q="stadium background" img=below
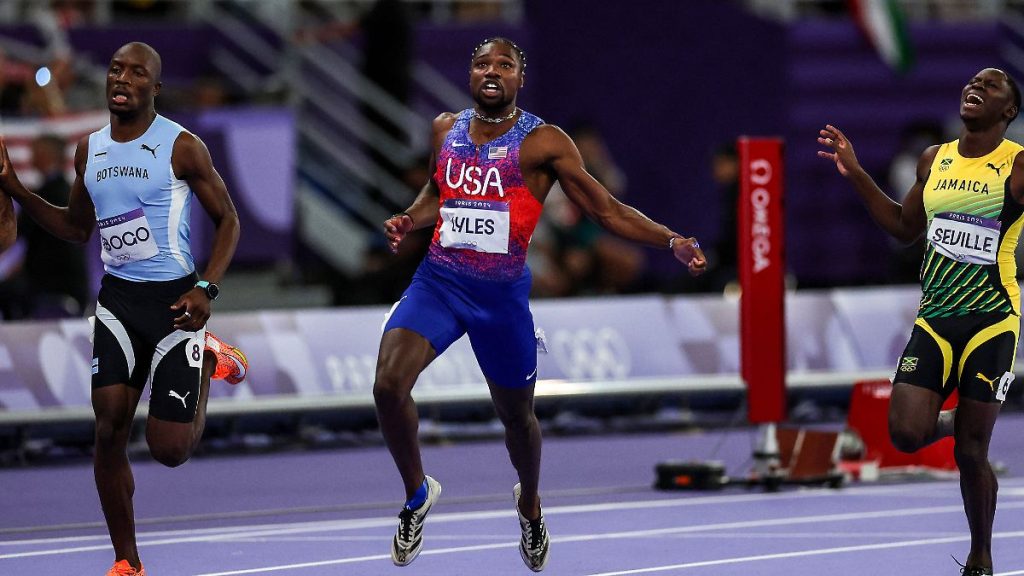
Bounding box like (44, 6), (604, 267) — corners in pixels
(0, 0), (1019, 459)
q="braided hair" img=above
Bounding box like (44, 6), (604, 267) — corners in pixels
(472, 37), (526, 71)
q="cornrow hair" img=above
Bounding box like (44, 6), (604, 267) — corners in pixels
(472, 37), (526, 70)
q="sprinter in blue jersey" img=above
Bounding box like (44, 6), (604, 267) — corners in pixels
(378, 37), (707, 572)
(0, 42), (247, 576)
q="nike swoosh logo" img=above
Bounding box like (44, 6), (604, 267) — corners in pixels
(452, 142), (471, 147)
(525, 367), (538, 381)
(230, 356), (246, 380)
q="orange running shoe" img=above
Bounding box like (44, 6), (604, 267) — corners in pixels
(205, 331), (248, 385)
(106, 560), (145, 575)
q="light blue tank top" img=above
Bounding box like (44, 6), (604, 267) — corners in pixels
(85, 114), (194, 281)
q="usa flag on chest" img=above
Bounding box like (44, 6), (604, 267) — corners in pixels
(488, 146), (508, 160)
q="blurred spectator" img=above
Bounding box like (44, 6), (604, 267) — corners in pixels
(335, 155), (432, 306)
(530, 122), (645, 297)
(192, 75), (230, 110)
(293, 0), (413, 210)
(0, 134), (88, 319)
(886, 121), (943, 283)
(50, 0), (94, 27)
(28, 1), (72, 61)
(452, 1), (507, 22)
(0, 49), (28, 116)
(700, 142), (740, 293)
(361, 0), (413, 206)
(50, 54), (99, 111)
(110, 0), (180, 21)
(15, 2), (103, 117)
(22, 54), (102, 117)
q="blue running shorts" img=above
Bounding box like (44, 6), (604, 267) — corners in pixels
(384, 258), (538, 388)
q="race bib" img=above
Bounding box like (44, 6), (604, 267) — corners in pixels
(439, 199), (510, 254)
(927, 212), (1000, 265)
(996, 371), (1015, 402)
(98, 208), (159, 266)
(185, 328), (207, 369)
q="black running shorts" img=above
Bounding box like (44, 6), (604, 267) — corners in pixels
(92, 273), (205, 423)
(894, 312), (1018, 403)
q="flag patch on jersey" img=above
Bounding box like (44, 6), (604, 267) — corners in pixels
(488, 146), (508, 159)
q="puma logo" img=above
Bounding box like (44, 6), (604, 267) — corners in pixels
(168, 389), (190, 408)
(986, 162), (1005, 177)
(977, 372), (998, 390)
(140, 143), (160, 158)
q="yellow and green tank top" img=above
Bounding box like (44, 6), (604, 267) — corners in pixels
(919, 138), (1024, 318)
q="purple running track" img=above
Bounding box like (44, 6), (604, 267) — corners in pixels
(4, 414), (1024, 575)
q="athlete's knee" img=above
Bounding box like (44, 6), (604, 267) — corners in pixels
(148, 440), (192, 468)
(373, 370), (415, 408)
(94, 416), (133, 449)
(495, 404), (538, 435)
(888, 418), (930, 453)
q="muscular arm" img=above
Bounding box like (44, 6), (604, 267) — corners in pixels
(522, 125), (705, 274)
(172, 131), (239, 284)
(1007, 149), (1024, 206)
(384, 113), (454, 252)
(528, 125), (680, 246)
(845, 147), (932, 244)
(400, 154), (442, 232)
(0, 135), (95, 243)
(818, 124), (930, 243)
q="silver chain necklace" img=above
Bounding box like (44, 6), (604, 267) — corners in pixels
(473, 107), (518, 124)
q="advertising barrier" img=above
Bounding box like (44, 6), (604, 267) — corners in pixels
(0, 286), (1006, 424)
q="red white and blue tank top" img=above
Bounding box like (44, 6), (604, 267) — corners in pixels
(428, 108), (545, 281)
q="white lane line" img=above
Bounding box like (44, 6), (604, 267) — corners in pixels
(0, 522), (310, 547)
(587, 530), (1024, 576)
(190, 501), (1024, 575)
(0, 480), (987, 550)
(196, 543), (518, 575)
(0, 489), (851, 557)
(7, 489), (1024, 564)
(214, 530), (959, 544)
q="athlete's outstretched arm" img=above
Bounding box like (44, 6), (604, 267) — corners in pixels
(818, 124), (930, 243)
(383, 113), (453, 253)
(0, 135), (96, 243)
(529, 124), (706, 275)
(171, 131), (240, 329)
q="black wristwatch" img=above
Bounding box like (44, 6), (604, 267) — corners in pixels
(195, 280), (220, 301)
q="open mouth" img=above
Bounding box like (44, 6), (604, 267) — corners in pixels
(110, 89), (129, 105)
(964, 93), (984, 108)
(481, 80), (501, 97)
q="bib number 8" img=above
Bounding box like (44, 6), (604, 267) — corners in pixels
(185, 330), (206, 369)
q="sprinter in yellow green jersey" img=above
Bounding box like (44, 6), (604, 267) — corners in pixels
(818, 68), (1022, 576)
